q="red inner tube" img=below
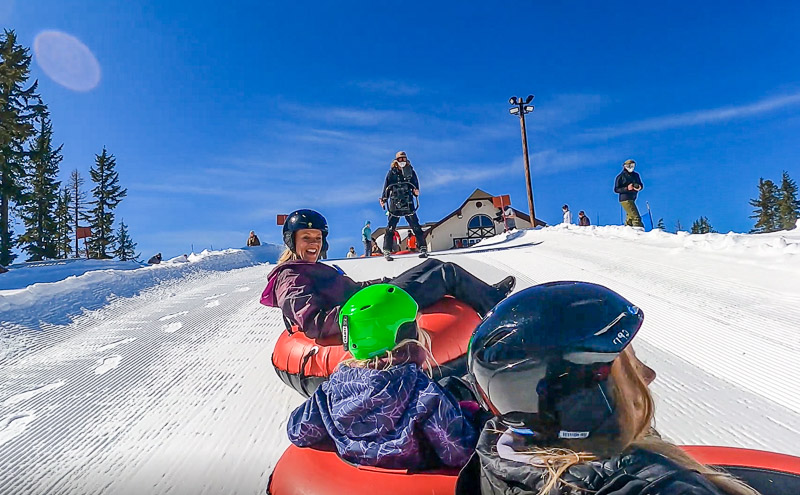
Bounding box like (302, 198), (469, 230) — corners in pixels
(681, 445), (800, 475)
(268, 445), (458, 495)
(271, 297), (480, 377)
(269, 445), (800, 495)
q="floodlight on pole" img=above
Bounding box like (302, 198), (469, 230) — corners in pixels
(508, 94), (537, 226)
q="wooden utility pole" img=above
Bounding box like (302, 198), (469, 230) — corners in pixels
(509, 95), (536, 225)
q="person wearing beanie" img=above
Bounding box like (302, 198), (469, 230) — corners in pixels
(578, 210), (591, 226)
(562, 204), (572, 225)
(380, 151), (427, 257)
(614, 159), (644, 228)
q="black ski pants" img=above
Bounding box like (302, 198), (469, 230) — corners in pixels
(391, 259), (502, 316)
(384, 213), (426, 252)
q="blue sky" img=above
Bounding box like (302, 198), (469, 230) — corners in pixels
(6, 1), (800, 258)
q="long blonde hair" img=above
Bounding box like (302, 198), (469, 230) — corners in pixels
(522, 348), (759, 495)
(341, 326), (439, 376)
(277, 247), (299, 264)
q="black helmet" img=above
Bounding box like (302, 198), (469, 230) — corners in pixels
(283, 209), (329, 253)
(467, 281), (643, 441)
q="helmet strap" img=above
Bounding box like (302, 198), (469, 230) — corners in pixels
(341, 315), (349, 352)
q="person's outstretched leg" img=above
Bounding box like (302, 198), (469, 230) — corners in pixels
(391, 259), (513, 315)
(384, 215), (400, 252)
(406, 213), (427, 252)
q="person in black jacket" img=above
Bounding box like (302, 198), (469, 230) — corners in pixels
(379, 151), (427, 256)
(456, 282), (758, 495)
(614, 159), (644, 228)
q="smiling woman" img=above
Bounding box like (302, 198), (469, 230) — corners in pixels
(33, 30), (101, 92)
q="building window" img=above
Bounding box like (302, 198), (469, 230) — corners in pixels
(467, 214), (496, 239)
(453, 237), (483, 249)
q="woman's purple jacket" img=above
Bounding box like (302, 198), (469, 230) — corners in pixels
(287, 363), (478, 470)
(261, 261), (376, 341)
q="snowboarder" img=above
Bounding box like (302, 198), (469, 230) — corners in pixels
(456, 282), (755, 495)
(260, 209), (515, 342)
(380, 151), (427, 259)
(247, 230), (261, 247)
(562, 204), (572, 224)
(287, 284), (477, 469)
(361, 221), (372, 257)
(578, 210), (591, 226)
(614, 159), (644, 228)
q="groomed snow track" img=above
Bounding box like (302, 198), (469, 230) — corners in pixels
(1, 227), (798, 495)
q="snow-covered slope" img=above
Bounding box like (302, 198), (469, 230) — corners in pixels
(0, 244), (282, 330)
(0, 227), (798, 495)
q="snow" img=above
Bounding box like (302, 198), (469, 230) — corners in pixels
(0, 227), (799, 494)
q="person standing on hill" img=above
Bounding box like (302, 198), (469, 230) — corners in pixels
(247, 231), (261, 247)
(614, 159), (644, 228)
(361, 221), (372, 257)
(380, 151), (427, 258)
(346, 246), (357, 258)
(578, 210), (591, 226)
(562, 204), (572, 225)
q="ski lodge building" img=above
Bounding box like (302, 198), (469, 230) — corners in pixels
(374, 188), (546, 252)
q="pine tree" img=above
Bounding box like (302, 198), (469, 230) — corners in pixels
(749, 178), (780, 233)
(17, 108), (62, 261)
(0, 30), (41, 266)
(113, 219), (137, 261)
(68, 169), (89, 256)
(87, 147), (126, 258)
(691, 216), (715, 234)
(776, 171), (799, 231)
(656, 218), (666, 231)
(54, 187), (73, 258)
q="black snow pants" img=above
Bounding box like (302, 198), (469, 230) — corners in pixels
(384, 213), (426, 252)
(390, 259), (503, 316)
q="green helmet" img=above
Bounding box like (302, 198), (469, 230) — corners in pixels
(339, 284), (419, 360)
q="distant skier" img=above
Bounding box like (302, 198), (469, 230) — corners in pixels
(578, 210), (591, 226)
(614, 159), (644, 228)
(361, 221), (372, 257)
(380, 151), (426, 259)
(346, 246), (357, 258)
(247, 230), (261, 247)
(147, 253), (162, 265)
(562, 204), (572, 224)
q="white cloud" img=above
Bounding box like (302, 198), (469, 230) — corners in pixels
(351, 79), (422, 96)
(586, 92), (800, 139)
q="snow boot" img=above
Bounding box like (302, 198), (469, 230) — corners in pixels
(384, 252), (394, 261)
(418, 246), (428, 258)
(492, 276), (516, 299)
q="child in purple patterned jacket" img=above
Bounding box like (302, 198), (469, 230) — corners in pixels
(287, 284), (478, 470)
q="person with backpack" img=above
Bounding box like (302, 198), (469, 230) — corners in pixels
(286, 284), (478, 469)
(455, 282), (758, 495)
(614, 159), (645, 228)
(380, 151), (427, 258)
